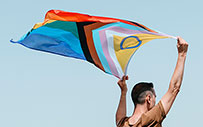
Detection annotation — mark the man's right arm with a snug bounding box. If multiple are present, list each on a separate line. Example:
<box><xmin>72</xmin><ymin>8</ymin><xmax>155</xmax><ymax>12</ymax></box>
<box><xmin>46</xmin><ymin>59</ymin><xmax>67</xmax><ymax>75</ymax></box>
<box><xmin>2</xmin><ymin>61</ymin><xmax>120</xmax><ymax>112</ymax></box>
<box><xmin>161</xmin><ymin>37</ymin><xmax>188</xmax><ymax>115</ymax></box>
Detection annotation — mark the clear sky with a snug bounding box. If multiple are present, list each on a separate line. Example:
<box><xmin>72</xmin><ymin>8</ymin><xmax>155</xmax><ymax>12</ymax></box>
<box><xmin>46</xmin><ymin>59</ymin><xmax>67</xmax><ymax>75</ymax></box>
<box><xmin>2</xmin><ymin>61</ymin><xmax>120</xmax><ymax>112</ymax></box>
<box><xmin>1</xmin><ymin>0</ymin><xmax>202</xmax><ymax>127</ymax></box>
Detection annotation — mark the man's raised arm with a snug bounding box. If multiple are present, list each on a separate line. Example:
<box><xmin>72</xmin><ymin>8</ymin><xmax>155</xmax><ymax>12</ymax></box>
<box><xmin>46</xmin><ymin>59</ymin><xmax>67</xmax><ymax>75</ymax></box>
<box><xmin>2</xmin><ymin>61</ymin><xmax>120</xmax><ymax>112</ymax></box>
<box><xmin>116</xmin><ymin>76</ymin><xmax>128</xmax><ymax>126</ymax></box>
<box><xmin>161</xmin><ymin>37</ymin><xmax>188</xmax><ymax>115</ymax></box>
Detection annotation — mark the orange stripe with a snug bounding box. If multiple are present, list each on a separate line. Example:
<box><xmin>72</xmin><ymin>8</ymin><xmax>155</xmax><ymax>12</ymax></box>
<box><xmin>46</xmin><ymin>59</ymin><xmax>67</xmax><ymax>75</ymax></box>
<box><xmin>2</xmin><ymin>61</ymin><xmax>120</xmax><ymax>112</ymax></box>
<box><xmin>83</xmin><ymin>23</ymin><xmax>108</xmax><ymax>72</ymax></box>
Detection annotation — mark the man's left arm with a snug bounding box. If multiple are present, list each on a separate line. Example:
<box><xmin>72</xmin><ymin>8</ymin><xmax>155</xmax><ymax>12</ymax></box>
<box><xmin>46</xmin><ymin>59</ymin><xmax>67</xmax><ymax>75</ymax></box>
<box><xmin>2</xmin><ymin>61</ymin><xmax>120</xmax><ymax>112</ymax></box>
<box><xmin>116</xmin><ymin>76</ymin><xmax>128</xmax><ymax>126</ymax></box>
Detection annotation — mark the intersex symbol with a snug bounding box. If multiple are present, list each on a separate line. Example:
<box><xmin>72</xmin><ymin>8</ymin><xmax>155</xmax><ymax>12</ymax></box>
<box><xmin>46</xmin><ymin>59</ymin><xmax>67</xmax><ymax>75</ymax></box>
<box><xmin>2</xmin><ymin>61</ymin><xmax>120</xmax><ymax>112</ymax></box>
<box><xmin>120</xmin><ymin>36</ymin><xmax>142</xmax><ymax>50</ymax></box>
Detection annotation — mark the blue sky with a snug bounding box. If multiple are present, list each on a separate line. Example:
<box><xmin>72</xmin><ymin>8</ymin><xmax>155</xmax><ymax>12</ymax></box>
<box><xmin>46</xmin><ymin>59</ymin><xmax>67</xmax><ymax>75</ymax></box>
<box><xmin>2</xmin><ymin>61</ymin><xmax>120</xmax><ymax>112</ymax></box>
<box><xmin>1</xmin><ymin>0</ymin><xmax>202</xmax><ymax>126</ymax></box>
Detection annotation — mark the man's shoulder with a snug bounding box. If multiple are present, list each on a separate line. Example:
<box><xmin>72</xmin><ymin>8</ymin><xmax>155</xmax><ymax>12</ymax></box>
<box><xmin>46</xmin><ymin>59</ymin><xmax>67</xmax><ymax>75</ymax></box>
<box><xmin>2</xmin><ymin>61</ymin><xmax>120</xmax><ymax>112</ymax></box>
<box><xmin>142</xmin><ymin>101</ymin><xmax>166</xmax><ymax>124</ymax></box>
<box><xmin>117</xmin><ymin>101</ymin><xmax>166</xmax><ymax>127</ymax></box>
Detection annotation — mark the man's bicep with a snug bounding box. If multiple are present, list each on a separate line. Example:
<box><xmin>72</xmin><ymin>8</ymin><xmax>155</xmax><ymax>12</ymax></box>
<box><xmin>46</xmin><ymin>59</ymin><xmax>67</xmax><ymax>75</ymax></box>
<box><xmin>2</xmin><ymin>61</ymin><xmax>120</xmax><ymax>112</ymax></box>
<box><xmin>161</xmin><ymin>89</ymin><xmax>178</xmax><ymax>115</ymax></box>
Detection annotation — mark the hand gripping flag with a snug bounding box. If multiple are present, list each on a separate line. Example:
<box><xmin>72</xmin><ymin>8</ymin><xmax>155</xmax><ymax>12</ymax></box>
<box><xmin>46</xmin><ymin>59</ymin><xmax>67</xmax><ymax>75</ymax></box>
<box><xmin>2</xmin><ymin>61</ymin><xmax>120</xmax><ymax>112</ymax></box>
<box><xmin>11</xmin><ymin>10</ymin><xmax>176</xmax><ymax>78</ymax></box>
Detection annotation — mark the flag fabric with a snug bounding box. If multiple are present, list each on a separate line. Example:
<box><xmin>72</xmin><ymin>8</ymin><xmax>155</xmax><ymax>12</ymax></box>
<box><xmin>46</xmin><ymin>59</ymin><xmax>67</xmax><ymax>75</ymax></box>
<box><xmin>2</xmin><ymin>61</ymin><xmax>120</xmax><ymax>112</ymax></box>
<box><xmin>11</xmin><ymin>10</ymin><xmax>176</xmax><ymax>78</ymax></box>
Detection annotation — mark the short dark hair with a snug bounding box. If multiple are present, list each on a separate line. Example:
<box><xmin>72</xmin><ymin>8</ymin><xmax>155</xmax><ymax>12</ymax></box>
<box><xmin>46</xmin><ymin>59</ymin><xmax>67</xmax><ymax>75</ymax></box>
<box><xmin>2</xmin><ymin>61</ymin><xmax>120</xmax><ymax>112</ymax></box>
<box><xmin>131</xmin><ymin>82</ymin><xmax>154</xmax><ymax>106</ymax></box>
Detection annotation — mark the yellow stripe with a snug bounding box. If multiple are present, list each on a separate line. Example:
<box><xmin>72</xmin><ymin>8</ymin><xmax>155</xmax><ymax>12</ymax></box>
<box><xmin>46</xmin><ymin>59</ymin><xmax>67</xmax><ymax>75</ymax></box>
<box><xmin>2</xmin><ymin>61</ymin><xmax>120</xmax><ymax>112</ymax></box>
<box><xmin>33</xmin><ymin>20</ymin><xmax>56</xmax><ymax>29</ymax></box>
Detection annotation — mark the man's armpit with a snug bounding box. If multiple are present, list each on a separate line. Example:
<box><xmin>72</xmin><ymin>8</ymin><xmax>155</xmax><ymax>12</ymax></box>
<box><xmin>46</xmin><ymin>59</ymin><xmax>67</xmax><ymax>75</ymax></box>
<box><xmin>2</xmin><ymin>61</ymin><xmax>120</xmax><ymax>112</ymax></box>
<box><xmin>117</xmin><ymin>117</ymin><xmax>128</xmax><ymax>127</ymax></box>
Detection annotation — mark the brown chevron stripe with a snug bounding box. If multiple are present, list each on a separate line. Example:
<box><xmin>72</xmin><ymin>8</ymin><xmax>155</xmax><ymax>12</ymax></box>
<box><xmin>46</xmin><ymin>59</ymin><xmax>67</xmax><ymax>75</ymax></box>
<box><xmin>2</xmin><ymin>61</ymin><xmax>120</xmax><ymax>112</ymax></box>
<box><xmin>84</xmin><ymin>22</ymin><xmax>108</xmax><ymax>72</ymax></box>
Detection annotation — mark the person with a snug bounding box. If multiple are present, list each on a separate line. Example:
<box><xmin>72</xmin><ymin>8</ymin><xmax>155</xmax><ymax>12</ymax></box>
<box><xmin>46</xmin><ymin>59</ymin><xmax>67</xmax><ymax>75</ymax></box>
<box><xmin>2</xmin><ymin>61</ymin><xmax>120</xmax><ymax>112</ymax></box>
<box><xmin>116</xmin><ymin>37</ymin><xmax>188</xmax><ymax>127</ymax></box>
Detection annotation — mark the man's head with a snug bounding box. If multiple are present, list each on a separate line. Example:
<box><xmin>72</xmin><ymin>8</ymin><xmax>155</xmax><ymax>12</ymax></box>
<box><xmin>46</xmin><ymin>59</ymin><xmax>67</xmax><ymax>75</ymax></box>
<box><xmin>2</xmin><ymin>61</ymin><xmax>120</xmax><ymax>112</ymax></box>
<box><xmin>131</xmin><ymin>82</ymin><xmax>156</xmax><ymax>110</ymax></box>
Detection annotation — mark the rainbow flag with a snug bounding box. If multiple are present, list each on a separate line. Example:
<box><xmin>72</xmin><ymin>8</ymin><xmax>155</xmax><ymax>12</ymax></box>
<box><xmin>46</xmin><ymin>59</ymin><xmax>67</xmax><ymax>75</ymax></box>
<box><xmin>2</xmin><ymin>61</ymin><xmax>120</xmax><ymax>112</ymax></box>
<box><xmin>11</xmin><ymin>10</ymin><xmax>176</xmax><ymax>78</ymax></box>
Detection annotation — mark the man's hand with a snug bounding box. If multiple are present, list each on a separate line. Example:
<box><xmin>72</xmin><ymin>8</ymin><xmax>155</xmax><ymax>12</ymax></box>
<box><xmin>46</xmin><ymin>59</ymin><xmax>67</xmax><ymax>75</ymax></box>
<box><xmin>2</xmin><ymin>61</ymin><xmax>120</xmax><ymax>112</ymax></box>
<box><xmin>177</xmin><ymin>37</ymin><xmax>188</xmax><ymax>57</ymax></box>
<box><xmin>117</xmin><ymin>76</ymin><xmax>129</xmax><ymax>94</ymax></box>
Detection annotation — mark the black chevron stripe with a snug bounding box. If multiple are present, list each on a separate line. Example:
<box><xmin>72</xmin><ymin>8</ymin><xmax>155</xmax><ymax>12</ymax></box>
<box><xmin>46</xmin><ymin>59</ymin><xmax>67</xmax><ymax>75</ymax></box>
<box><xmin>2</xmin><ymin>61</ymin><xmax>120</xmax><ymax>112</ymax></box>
<box><xmin>76</xmin><ymin>22</ymin><xmax>95</xmax><ymax>64</ymax></box>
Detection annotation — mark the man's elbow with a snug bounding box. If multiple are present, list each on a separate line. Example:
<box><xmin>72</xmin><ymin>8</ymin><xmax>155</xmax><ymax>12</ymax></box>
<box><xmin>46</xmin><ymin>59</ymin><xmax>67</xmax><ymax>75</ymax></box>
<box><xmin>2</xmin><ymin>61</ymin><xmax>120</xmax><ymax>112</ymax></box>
<box><xmin>169</xmin><ymin>85</ymin><xmax>181</xmax><ymax>95</ymax></box>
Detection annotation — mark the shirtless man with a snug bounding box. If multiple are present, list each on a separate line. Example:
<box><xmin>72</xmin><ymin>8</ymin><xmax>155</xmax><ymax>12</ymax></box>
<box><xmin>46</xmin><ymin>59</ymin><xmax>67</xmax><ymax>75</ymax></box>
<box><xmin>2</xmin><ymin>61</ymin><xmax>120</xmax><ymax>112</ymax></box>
<box><xmin>116</xmin><ymin>37</ymin><xmax>188</xmax><ymax>127</ymax></box>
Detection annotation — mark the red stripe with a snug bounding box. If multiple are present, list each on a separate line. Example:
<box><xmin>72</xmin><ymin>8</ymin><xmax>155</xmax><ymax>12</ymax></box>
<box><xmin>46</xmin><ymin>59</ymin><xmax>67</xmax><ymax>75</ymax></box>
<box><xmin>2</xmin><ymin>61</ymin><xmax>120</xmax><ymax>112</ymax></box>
<box><xmin>44</xmin><ymin>10</ymin><xmax>155</xmax><ymax>32</ymax></box>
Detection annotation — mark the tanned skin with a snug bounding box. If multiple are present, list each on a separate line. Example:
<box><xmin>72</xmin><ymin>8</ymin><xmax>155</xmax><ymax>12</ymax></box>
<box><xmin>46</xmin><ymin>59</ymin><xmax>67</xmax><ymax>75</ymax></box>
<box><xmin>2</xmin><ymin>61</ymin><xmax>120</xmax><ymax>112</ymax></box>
<box><xmin>116</xmin><ymin>37</ymin><xmax>188</xmax><ymax>126</ymax></box>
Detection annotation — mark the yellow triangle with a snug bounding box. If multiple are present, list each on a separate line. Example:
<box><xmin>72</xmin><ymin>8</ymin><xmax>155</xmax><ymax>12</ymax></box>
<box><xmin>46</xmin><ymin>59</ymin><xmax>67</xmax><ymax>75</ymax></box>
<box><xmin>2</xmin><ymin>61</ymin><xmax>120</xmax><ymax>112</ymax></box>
<box><xmin>113</xmin><ymin>34</ymin><xmax>168</xmax><ymax>72</ymax></box>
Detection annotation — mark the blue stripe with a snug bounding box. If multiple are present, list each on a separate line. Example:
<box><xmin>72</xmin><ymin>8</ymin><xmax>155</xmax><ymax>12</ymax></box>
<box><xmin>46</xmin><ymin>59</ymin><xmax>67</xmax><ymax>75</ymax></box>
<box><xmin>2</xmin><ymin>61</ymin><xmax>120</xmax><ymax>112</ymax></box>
<box><xmin>15</xmin><ymin>33</ymin><xmax>86</xmax><ymax>60</ymax></box>
<box><xmin>31</xmin><ymin>26</ymin><xmax>84</xmax><ymax>57</ymax></box>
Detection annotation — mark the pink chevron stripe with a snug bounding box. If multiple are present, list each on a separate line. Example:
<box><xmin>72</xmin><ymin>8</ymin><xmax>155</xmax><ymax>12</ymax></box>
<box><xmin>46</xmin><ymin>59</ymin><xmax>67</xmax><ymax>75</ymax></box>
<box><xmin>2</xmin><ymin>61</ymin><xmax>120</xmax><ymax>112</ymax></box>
<box><xmin>98</xmin><ymin>30</ymin><xmax>119</xmax><ymax>78</ymax></box>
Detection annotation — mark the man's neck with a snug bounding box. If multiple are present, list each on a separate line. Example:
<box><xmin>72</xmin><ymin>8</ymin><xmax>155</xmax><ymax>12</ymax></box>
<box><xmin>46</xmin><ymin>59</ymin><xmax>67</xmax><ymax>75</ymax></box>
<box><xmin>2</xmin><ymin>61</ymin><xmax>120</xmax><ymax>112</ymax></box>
<box><xmin>128</xmin><ymin>104</ymin><xmax>149</xmax><ymax>125</ymax></box>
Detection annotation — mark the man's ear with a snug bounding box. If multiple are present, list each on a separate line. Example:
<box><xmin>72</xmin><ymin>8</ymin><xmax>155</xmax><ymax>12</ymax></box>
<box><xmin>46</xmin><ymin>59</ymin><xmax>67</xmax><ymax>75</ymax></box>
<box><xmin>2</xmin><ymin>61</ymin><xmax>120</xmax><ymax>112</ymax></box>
<box><xmin>146</xmin><ymin>94</ymin><xmax>151</xmax><ymax>104</ymax></box>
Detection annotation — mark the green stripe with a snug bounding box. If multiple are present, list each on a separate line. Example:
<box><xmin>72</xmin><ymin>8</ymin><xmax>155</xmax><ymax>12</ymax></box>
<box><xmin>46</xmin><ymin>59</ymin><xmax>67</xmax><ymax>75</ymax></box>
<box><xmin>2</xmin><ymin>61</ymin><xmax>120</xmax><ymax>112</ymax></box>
<box><xmin>44</xmin><ymin>21</ymin><xmax>79</xmax><ymax>38</ymax></box>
